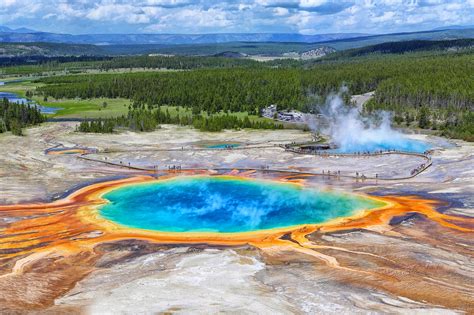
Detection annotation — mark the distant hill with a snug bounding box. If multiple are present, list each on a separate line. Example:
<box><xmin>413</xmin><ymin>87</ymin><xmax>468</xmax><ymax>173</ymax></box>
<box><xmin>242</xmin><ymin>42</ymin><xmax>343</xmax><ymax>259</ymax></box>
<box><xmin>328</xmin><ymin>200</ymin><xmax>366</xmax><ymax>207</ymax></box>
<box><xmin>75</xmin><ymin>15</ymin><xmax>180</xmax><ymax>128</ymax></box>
<box><xmin>326</xmin><ymin>39</ymin><xmax>474</xmax><ymax>59</ymax></box>
<box><xmin>0</xmin><ymin>41</ymin><xmax>331</xmax><ymax>57</ymax></box>
<box><xmin>0</xmin><ymin>28</ymin><xmax>472</xmax><ymax>55</ymax></box>
<box><xmin>11</xmin><ymin>27</ymin><xmax>38</xmax><ymax>34</ymax></box>
<box><xmin>0</xmin><ymin>42</ymin><xmax>107</xmax><ymax>57</ymax></box>
<box><xmin>104</xmin><ymin>30</ymin><xmax>474</xmax><ymax>56</ymax></box>
<box><xmin>1</xmin><ymin>34</ymin><xmax>474</xmax><ymax>59</ymax></box>
<box><xmin>213</xmin><ymin>51</ymin><xmax>247</xmax><ymax>58</ymax></box>
<box><xmin>0</xmin><ymin>30</ymin><xmax>367</xmax><ymax>45</ymax></box>
<box><xmin>0</xmin><ymin>26</ymin><xmax>37</xmax><ymax>33</ymax></box>
<box><xmin>317</xmin><ymin>29</ymin><xmax>474</xmax><ymax>50</ymax></box>
<box><xmin>432</xmin><ymin>25</ymin><xmax>474</xmax><ymax>31</ymax></box>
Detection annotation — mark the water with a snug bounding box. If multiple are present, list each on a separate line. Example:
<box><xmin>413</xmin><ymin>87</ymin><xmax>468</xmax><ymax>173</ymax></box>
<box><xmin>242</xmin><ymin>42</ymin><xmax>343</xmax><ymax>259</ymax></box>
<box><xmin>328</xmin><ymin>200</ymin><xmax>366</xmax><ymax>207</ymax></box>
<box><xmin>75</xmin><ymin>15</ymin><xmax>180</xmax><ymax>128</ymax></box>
<box><xmin>0</xmin><ymin>79</ymin><xmax>24</xmax><ymax>85</ymax></box>
<box><xmin>99</xmin><ymin>176</ymin><xmax>384</xmax><ymax>233</ymax></box>
<box><xmin>328</xmin><ymin>137</ymin><xmax>431</xmax><ymax>154</ymax></box>
<box><xmin>0</xmin><ymin>92</ymin><xmax>61</xmax><ymax>114</ymax></box>
<box><xmin>315</xmin><ymin>92</ymin><xmax>432</xmax><ymax>154</ymax></box>
<box><xmin>206</xmin><ymin>143</ymin><xmax>241</xmax><ymax>149</ymax></box>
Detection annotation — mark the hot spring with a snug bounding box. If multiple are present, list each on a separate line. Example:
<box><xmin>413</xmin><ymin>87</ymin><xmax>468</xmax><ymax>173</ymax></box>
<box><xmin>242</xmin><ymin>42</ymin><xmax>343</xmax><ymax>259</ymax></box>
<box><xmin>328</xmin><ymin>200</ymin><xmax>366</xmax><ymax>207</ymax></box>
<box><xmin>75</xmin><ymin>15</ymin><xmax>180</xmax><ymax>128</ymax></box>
<box><xmin>328</xmin><ymin>137</ymin><xmax>431</xmax><ymax>154</ymax></box>
<box><xmin>309</xmin><ymin>90</ymin><xmax>432</xmax><ymax>154</ymax></box>
<box><xmin>206</xmin><ymin>143</ymin><xmax>241</xmax><ymax>149</ymax></box>
<box><xmin>99</xmin><ymin>176</ymin><xmax>384</xmax><ymax>233</ymax></box>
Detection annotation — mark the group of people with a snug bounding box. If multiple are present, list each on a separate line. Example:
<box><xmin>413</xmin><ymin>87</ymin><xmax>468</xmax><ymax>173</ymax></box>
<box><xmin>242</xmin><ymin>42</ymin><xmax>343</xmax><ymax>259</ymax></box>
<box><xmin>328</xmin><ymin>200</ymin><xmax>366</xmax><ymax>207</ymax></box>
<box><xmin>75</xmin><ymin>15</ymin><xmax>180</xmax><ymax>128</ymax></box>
<box><xmin>322</xmin><ymin>170</ymin><xmax>341</xmax><ymax>176</ymax></box>
<box><xmin>411</xmin><ymin>163</ymin><xmax>426</xmax><ymax>176</ymax></box>
<box><xmin>321</xmin><ymin>170</ymin><xmax>371</xmax><ymax>180</ymax></box>
<box><xmin>222</xmin><ymin>145</ymin><xmax>236</xmax><ymax>150</ymax></box>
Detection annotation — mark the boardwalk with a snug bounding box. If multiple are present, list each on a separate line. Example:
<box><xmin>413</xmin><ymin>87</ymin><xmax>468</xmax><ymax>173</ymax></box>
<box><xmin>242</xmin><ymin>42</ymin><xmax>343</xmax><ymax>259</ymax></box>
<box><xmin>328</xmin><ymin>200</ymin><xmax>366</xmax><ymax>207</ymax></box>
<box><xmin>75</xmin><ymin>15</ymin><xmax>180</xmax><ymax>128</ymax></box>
<box><xmin>77</xmin><ymin>143</ymin><xmax>432</xmax><ymax>181</ymax></box>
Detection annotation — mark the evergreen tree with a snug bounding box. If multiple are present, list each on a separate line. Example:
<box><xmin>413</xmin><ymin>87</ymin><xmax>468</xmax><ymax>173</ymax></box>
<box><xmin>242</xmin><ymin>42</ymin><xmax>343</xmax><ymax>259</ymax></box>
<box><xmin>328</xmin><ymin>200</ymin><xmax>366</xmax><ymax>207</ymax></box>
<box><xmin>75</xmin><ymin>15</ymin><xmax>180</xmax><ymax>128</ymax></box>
<box><xmin>418</xmin><ymin>107</ymin><xmax>431</xmax><ymax>129</ymax></box>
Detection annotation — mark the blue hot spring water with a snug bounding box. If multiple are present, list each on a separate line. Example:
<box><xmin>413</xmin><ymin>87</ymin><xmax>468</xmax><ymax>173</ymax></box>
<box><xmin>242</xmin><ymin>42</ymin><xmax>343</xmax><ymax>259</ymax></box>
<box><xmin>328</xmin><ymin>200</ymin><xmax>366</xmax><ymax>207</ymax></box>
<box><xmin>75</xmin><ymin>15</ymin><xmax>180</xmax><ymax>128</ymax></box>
<box><xmin>330</xmin><ymin>137</ymin><xmax>431</xmax><ymax>154</ymax></box>
<box><xmin>99</xmin><ymin>176</ymin><xmax>384</xmax><ymax>233</ymax></box>
<box><xmin>206</xmin><ymin>143</ymin><xmax>241</xmax><ymax>149</ymax></box>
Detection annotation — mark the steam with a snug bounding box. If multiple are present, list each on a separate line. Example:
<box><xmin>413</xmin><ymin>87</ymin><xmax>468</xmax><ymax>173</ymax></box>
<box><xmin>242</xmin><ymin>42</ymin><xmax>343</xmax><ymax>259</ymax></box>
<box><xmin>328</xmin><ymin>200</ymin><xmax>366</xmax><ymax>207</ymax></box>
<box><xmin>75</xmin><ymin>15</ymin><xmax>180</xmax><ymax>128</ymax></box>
<box><xmin>306</xmin><ymin>88</ymin><xmax>429</xmax><ymax>153</ymax></box>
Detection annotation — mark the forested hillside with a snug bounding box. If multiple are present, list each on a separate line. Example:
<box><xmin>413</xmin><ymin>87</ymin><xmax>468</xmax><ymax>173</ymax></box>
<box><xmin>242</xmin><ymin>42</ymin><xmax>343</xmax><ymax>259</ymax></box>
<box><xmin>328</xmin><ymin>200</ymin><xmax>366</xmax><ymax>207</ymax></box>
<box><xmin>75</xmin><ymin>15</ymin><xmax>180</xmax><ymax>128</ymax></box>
<box><xmin>0</xmin><ymin>54</ymin><xmax>292</xmax><ymax>75</ymax></box>
<box><xmin>34</xmin><ymin>50</ymin><xmax>473</xmax><ymax>139</ymax></box>
<box><xmin>324</xmin><ymin>39</ymin><xmax>474</xmax><ymax>59</ymax></box>
<box><xmin>37</xmin><ymin>52</ymin><xmax>473</xmax><ymax>112</ymax></box>
<box><xmin>0</xmin><ymin>55</ymin><xmax>110</xmax><ymax>67</ymax></box>
<box><xmin>0</xmin><ymin>42</ymin><xmax>107</xmax><ymax>58</ymax></box>
<box><xmin>96</xmin><ymin>55</ymin><xmax>267</xmax><ymax>70</ymax></box>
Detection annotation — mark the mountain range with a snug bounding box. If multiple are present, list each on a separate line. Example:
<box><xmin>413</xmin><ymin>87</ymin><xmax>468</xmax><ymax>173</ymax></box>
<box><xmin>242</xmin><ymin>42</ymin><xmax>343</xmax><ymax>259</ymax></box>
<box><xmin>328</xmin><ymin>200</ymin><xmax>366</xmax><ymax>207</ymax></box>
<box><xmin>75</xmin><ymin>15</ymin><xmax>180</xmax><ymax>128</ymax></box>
<box><xmin>1</xmin><ymin>25</ymin><xmax>473</xmax><ymax>58</ymax></box>
<box><xmin>0</xmin><ymin>26</ymin><xmax>37</xmax><ymax>34</ymax></box>
<box><xmin>0</xmin><ymin>29</ymin><xmax>369</xmax><ymax>45</ymax></box>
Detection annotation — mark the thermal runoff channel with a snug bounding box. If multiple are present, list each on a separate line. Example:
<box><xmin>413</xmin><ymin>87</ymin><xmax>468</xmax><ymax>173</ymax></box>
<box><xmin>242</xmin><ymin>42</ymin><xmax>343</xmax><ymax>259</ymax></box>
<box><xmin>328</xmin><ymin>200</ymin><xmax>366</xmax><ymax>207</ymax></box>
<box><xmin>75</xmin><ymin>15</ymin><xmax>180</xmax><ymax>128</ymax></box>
<box><xmin>99</xmin><ymin>176</ymin><xmax>384</xmax><ymax>233</ymax></box>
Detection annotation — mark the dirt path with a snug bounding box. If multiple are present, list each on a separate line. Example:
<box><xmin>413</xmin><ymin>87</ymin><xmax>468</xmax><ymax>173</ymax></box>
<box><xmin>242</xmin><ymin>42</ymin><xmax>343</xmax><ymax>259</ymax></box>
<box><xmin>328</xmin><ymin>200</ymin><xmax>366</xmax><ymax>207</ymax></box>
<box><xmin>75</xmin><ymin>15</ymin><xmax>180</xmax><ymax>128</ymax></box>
<box><xmin>351</xmin><ymin>91</ymin><xmax>375</xmax><ymax>108</ymax></box>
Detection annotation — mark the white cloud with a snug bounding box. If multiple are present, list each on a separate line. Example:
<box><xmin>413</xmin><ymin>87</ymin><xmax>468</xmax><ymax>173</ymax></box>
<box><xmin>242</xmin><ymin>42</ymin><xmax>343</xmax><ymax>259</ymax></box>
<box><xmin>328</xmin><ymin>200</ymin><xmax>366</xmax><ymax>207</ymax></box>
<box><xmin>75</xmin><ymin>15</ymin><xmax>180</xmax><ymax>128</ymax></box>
<box><xmin>273</xmin><ymin>7</ymin><xmax>289</xmax><ymax>16</ymax></box>
<box><xmin>371</xmin><ymin>11</ymin><xmax>396</xmax><ymax>23</ymax></box>
<box><xmin>86</xmin><ymin>4</ymin><xmax>150</xmax><ymax>23</ymax></box>
<box><xmin>299</xmin><ymin>0</ymin><xmax>328</xmax><ymax>8</ymax></box>
<box><xmin>144</xmin><ymin>7</ymin><xmax>233</xmax><ymax>32</ymax></box>
<box><xmin>0</xmin><ymin>0</ymin><xmax>473</xmax><ymax>34</ymax></box>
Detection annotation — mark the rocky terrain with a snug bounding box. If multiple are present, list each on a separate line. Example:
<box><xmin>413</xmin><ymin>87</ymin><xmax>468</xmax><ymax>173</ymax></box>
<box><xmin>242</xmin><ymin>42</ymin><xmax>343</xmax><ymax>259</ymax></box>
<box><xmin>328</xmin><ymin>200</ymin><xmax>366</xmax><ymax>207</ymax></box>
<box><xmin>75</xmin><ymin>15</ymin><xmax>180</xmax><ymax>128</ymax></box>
<box><xmin>0</xmin><ymin>122</ymin><xmax>472</xmax><ymax>314</ymax></box>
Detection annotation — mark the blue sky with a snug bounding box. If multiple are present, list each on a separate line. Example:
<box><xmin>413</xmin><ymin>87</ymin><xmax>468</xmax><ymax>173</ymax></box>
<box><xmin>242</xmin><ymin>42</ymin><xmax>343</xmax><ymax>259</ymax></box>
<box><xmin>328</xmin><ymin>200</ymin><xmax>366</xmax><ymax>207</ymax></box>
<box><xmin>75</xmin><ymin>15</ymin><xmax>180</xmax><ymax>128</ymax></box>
<box><xmin>1</xmin><ymin>0</ymin><xmax>473</xmax><ymax>34</ymax></box>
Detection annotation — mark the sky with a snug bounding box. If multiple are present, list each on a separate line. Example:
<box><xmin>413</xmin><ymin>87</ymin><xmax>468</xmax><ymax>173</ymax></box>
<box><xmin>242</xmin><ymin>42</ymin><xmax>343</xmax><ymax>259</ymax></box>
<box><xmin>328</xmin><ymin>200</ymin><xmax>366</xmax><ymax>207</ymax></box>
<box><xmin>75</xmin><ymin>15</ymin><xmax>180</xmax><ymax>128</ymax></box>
<box><xmin>1</xmin><ymin>0</ymin><xmax>473</xmax><ymax>35</ymax></box>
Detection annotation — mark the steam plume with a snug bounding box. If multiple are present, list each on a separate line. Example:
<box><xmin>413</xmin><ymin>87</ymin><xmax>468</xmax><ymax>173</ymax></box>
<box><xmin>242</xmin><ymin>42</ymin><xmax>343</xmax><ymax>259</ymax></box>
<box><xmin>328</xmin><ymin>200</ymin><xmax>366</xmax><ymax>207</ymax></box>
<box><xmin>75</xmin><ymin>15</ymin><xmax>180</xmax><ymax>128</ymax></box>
<box><xmin>306</xmin><ymin>89</ymin><xmax>429</xmax><ymax>153</ymax></box>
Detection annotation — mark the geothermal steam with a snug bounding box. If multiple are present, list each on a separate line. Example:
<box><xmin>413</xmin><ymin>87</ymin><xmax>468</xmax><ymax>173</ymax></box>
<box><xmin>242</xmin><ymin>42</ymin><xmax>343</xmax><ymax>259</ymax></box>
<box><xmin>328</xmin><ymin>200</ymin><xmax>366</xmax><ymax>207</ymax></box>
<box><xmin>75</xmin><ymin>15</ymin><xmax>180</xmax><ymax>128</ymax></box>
<box><xmin>307</xmin><ymin>90</ymin><xmax>429</xmax><ymax>153</ymax></box>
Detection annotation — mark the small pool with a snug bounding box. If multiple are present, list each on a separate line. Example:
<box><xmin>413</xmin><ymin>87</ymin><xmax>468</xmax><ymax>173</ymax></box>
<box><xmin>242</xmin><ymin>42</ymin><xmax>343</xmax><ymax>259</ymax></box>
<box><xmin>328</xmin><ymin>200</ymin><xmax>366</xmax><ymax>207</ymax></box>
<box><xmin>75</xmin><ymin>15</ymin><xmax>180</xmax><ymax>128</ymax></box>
<box><xmin>99</xmin><ymin>176</ymin><xmax>384</xmax><ymax>233</ymax></box>
<box><xmin>206</xmin><ymin>143</ymin><xmax>241</xmax><ymax>149</ymax></box>
<box><xmin>0</xmin><ymin>92</ymin><xmax>61</xmax><ymax>114</ymax></box>
<box><xmin>45</xmin><ymin>147</ymin><xmax>93</xmax><ymax>155</ymax></box>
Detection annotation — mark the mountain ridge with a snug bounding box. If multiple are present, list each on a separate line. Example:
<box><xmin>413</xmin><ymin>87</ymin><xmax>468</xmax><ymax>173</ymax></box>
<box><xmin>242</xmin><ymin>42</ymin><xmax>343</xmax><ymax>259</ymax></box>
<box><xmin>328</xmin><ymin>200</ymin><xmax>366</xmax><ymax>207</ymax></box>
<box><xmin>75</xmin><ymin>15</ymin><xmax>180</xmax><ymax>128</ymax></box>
<box><xmin>0</xmin><ymin>30</ymin><xmax>368</xmax><ymax>45</ymax></box>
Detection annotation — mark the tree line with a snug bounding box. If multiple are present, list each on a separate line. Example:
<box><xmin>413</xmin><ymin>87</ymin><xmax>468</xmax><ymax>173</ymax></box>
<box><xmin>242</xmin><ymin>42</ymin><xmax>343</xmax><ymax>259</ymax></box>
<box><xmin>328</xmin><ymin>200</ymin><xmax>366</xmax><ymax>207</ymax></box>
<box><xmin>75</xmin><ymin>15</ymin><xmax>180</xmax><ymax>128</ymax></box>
<box><xmin>0</xmin><ymin>98</ymin><xmax>45</xmax><ymax>135</ymax></box>
<box><xmin>77</xmin><ymin>107</ymin><xmax>283</xmax><ymax>133</ymax></box>
<box><xmin>1</xmin><ymin>54</ymin><xmax>293</xmax><ymax>75</ymax></box>
<box><xmin>366</xmin><ymin>100</ymin><xmax>474</xmax><ymax>141</ymax></box>
<box><xmin>31</xmin><ymin>50</ymin><xmax>474</xmax><ymax>141</ymax></box>
<box><xmin>38</xmin><ymin>52</ymin><xmax>473</xmax><ymax>111</ymax></box>
<box><xmin>322</xmin><ymin>39</ymin><xmax>474</xmax><ymax>60</ymax></box>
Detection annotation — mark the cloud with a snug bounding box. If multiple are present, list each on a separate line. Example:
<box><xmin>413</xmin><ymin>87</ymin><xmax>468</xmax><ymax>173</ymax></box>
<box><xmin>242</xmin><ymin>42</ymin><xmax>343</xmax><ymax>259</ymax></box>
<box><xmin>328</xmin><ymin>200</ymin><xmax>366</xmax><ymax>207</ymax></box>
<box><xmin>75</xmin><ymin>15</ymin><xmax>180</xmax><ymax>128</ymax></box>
<box><xmin>273</xmin><ymin>7</ymin><xmax>290</xmax><ymax>16</ymax></box>
<box><xmin>371</xmin><ymin>11</ymin><xmax>396</xmax><ymax>23</ymax></box>
<box><xmin>86</xmin><ymin>4</ymin><xmax>150</xmax><ymax>24</ymax></box>
<box><xmin>144</xmin><ymin>0</ymin><xmax>192</xmax><ymax>7</ymax></box>
<box><xmin>258</xmin><ymin>0</ymin><xmax>353</xmax><ymax>14</ymax></box>
<box><xmin>298</xmin><ymin>0</ymin><xmax>353</xmax><ymax>14</ymax></box>
<box><xmin>144</xmin><ymin>7</ymin><xmax>234</xmax><ymax>32</ymax></box>
<box><xmin>0</xmin><ymin>0</ymin><xmax>473</xmax><ymax>34</ymax></box>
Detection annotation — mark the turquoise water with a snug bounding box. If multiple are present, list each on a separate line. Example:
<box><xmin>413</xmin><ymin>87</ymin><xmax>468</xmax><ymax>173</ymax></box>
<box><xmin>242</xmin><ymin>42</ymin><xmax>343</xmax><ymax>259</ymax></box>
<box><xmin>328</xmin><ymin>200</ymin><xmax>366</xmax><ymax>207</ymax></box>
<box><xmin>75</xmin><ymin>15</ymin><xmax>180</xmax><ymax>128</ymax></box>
<box><xmin>329</xmin><ymin>138</ymin><xmax>431</xmax><ymax>154</ymax></box>
<box><xmin>206</xmin><ymin>143</ymin><xmax>241</xmax><ymax>149</ymax></box>
<box><xmin>99</xmin><ymin>176</ymin><xmax>383</xmax><ymax>233</ymax></box>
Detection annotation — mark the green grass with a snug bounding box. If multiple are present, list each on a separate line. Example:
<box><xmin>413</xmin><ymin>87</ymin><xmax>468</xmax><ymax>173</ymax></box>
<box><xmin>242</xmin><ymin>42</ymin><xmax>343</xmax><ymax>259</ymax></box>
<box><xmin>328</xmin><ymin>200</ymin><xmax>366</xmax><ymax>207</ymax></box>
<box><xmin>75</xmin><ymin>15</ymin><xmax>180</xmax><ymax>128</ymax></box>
<box><xmin>0</xmin><ymin>80</ymin><xmax>131</xmax><ymax>118</ymax></box>
<box><xmin>1</xmin><ymin>79</ymin><xmax>304</xmax><ymax>130</ymax></box>
<box><xmin>0</xmin><ymin>81</ymin><xmax>279</xmax><ymax>122</ymax></box>
<box><xmin>0</xmin><ymin>80</ymin><xmax>42</xmax><ymax>97</ymax></box>
<box><xmin>43</xmin><ymin>97</ymin><xmax>131</xmax><ymax>118</ymax></box>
